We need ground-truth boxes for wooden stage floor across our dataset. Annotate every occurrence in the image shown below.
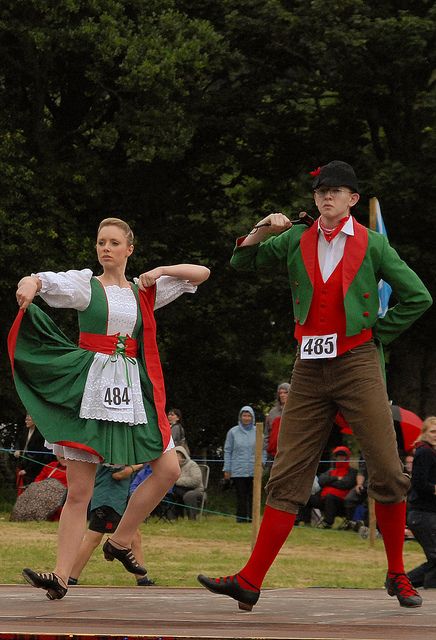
[0,584,435,640]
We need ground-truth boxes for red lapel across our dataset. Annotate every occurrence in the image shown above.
[138,286,171,450]
[300,221,319,287]
[342,218,368,297]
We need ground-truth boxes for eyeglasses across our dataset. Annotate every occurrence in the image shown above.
[314,187,352,198]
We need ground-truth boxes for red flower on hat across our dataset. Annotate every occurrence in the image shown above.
[309,166,321,177]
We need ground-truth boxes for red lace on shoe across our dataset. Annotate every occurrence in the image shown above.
[389,572,419,598]
[213,574,258,593]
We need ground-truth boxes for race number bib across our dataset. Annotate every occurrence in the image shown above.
[102,385,131,409]
[301,333,337,359]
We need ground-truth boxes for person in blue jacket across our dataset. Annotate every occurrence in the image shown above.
[223,406,263,523]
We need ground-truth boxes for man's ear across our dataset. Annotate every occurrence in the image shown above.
[350,193,360,207]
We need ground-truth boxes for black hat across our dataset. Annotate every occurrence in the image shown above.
[311,161,359,193]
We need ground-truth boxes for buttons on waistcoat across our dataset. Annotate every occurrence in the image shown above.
[363,292,370,298]
[363,311,369,317]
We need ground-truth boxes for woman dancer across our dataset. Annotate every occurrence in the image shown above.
[10,217,209,600]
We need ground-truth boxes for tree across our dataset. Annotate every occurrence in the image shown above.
[1,0,435,452]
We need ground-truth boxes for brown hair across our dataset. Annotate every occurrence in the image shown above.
[97,218,134,245]
[418,416,436,443]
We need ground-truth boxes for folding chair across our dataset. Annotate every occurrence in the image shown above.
[153,489,176,523]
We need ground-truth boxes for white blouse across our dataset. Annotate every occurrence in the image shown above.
[34,269,196,426]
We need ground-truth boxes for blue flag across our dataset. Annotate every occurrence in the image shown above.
[374,199,392,317]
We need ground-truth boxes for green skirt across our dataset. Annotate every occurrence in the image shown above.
[11,305,164,465]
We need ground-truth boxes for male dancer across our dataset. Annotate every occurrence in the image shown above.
[198,161,432,609]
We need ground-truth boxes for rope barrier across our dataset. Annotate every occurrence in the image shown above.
[0,446,372,524]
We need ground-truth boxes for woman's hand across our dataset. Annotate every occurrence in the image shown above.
[16,276,41,310]
[138,268,164,290]
[138,265,210,289]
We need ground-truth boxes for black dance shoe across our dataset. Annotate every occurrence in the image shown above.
[22,568,68,600]
[197,573,260,611]
[385,572,422,608]
[103,538,147,576]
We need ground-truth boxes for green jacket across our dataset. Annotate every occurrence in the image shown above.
[230,217,432,346]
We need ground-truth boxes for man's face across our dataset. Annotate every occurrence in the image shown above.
[314,186,359,223]
[334,453,348,463]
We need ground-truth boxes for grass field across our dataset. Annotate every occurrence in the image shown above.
[0,513,426,590]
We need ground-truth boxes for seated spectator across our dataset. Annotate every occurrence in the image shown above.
[343,454,368,530]
[131,464,176,520]
[33,455,68,521]
[312,446,357,529]
[34,455,68,486]
[296,476,322,526]
[407,417,436,588]
[14,414,53,493]
[172,446,204,520]
[69,463,155,587]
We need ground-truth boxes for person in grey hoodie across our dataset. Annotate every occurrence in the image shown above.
[173,446,204,520]
[224,406,261,523]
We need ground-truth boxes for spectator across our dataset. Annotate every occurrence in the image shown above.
[172,446,204,520]
[264,383,290,460]
[14,414,53,493]
[167,408,189,453]
[33,455,68,521]
[407,417,436,589]
[404,454,414,475]
[130,464,175,520]
[314,446,357,529]
[224,406,263,523]
[343,455,368,529]
[69,463,154,587]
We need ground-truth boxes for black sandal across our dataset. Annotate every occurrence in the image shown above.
[103,538,147,576]
[22,568,68,600]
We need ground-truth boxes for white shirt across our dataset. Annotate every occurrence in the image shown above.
[317,216,354,282]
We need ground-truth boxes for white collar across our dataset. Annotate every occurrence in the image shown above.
[317,215,354,237]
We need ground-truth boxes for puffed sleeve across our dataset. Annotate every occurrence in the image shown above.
[134,275,197,310]
[33,269,93,311]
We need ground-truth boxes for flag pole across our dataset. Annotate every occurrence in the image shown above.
[368,196,378,548]
[251,422,264,548]
[369,196,377,232]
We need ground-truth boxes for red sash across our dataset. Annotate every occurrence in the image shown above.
[79,332,138,357]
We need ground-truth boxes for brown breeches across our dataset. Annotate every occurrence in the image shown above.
[266,341,410,513]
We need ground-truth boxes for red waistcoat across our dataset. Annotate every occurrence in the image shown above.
[294,251,372,356]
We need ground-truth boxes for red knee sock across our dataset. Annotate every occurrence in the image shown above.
[375,501,406,575]
[236,505,296,591]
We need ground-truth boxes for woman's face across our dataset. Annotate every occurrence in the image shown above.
[25,415,35,429]
[96,225,133,270]
[278,388,289,405]
[167,411,178,424]
[240,411,253,425]
[423,425,436,448]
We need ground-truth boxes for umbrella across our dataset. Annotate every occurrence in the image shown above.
[334,405,422,454]
[391,405,422,454]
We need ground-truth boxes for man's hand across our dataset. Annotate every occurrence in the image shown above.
[258,212,293,234]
